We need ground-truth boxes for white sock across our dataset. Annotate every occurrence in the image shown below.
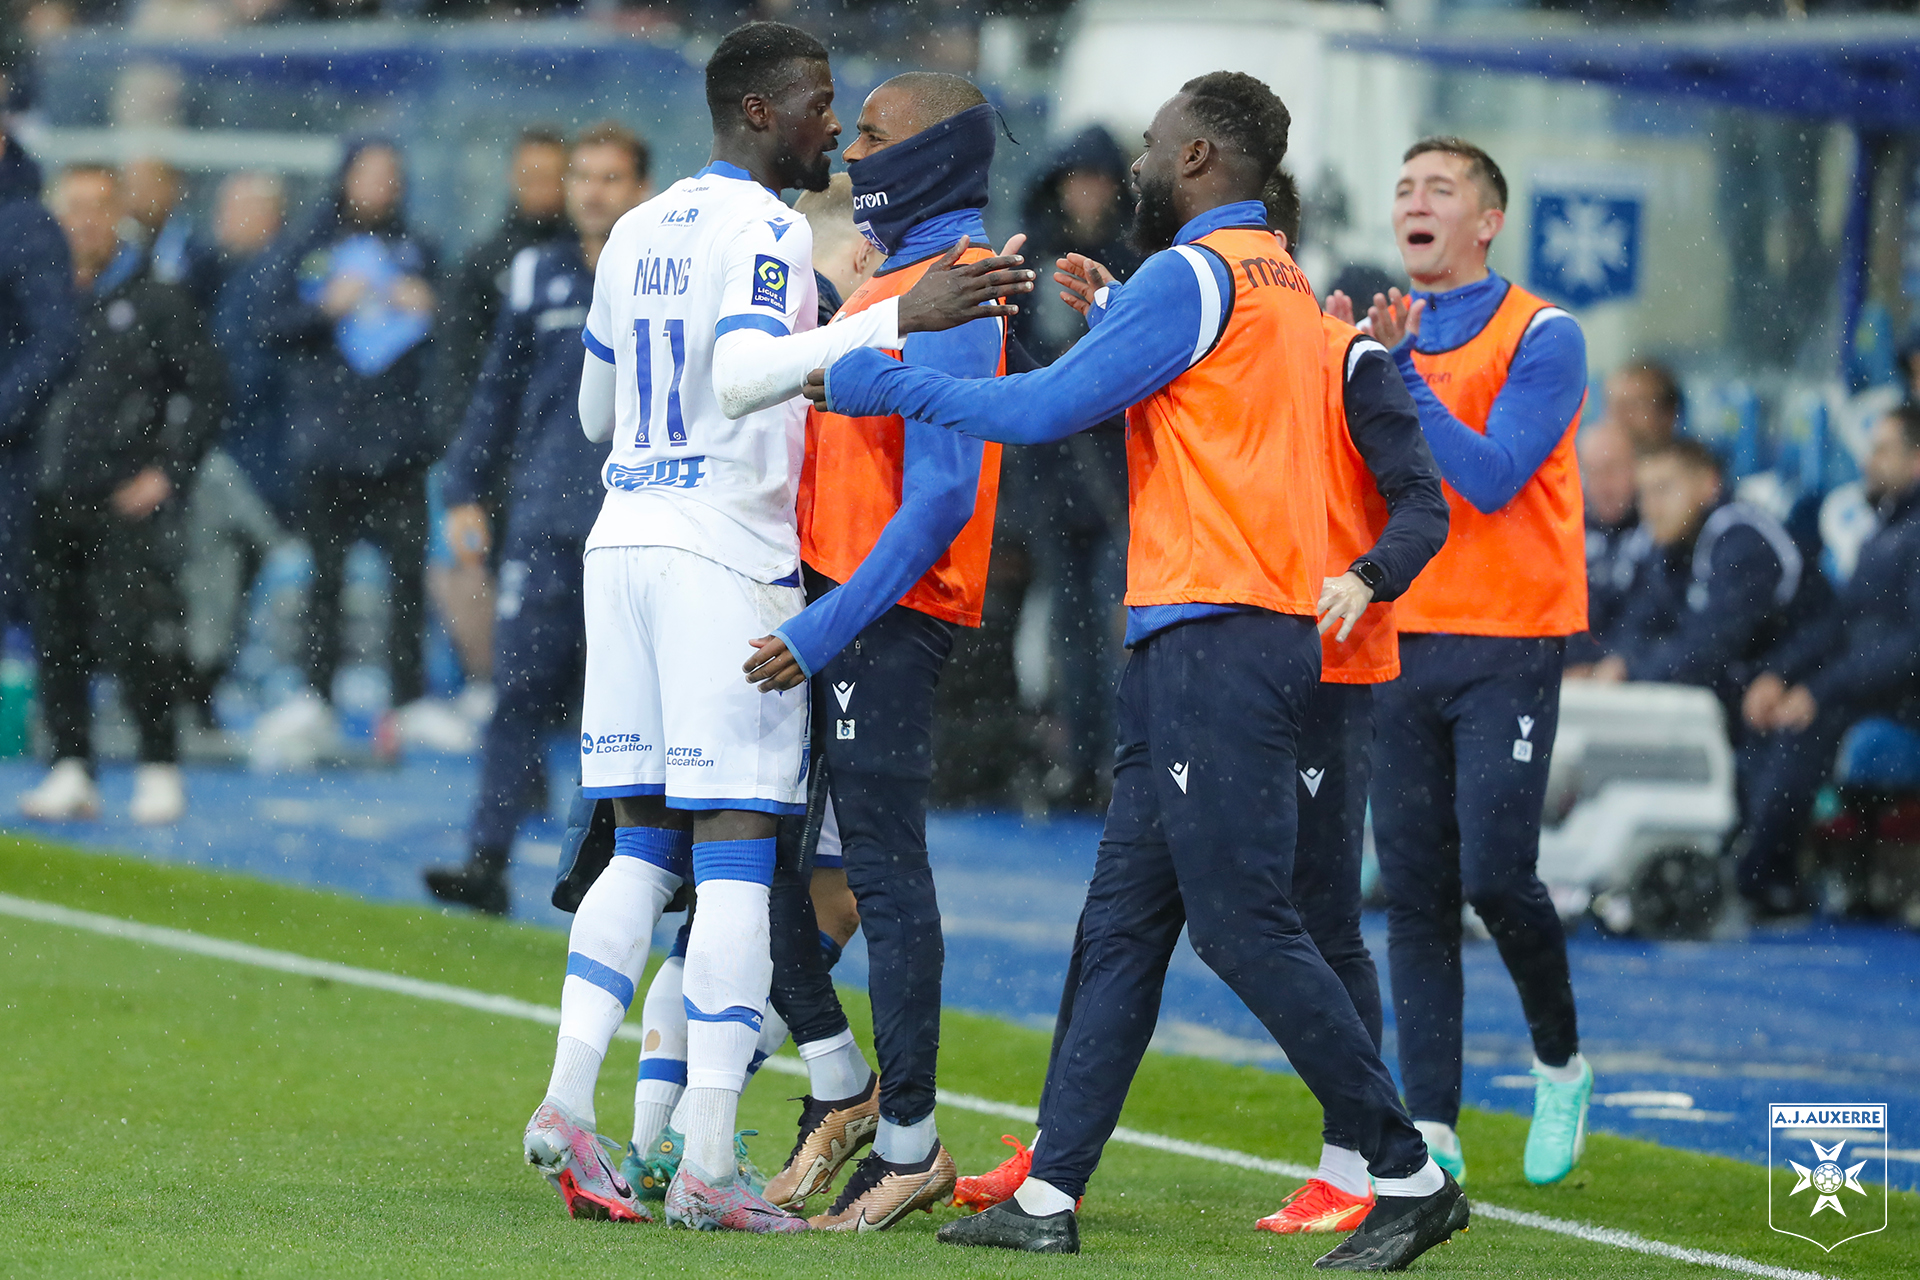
[1534,1052,1586,1084]
[797,1028,873,1102]
[1317,1143,1372,1198]
[681,877,772,1093]
[874,1112,937,1165]
[1373,1155,1445,1198]
[1013,1176,1075,1217]
[632,953,687,1148]
[673,1086,739,1183]
[1415,1120,1461,1161]
[748,1003,788,1082]
[546,1036,604,1126]
[677,875,772,1182]
[556,855,681,1060]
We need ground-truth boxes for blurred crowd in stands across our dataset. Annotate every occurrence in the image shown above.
[8,0,1009,78]
[1573,359,1920,924]
[0,61,1136,824]
[5,31,1920,927]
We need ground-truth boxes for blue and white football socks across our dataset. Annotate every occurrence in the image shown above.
[677,838,777,1183]
[551,828,688,1124]
[632,927,689,1150]
[749,1002,789,1082]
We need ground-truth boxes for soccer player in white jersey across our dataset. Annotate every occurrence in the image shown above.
[518,20,1033,1234]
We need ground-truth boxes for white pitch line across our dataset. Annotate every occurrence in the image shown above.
[0,891,1841,1280]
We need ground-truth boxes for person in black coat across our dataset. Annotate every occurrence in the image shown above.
[256,137,440,742]
[16,164,224,826]
[0,128,79,639]
[1006,125,1143,811]
[1740,405,1920,916]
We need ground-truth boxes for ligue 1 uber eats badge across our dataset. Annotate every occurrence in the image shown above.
[1768,1104,1889,1251]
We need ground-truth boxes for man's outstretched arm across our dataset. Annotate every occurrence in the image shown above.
[806,244,1232,444]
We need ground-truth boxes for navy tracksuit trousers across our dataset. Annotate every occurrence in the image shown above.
[1030,612,1427,1199]
[469,535,585,855]
[1042,676,1387,1152]
[1294,680,1385,1146]
[1372,632,1579,1127]
[767,588,953,1127]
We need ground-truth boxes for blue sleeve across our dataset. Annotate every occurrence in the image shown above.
[774,315,1001,676]
[1341,347,1449,601]
[440,298,531,507]
[1622,527,1781,685]
[821,247,1227,444]
[0,207,78,443]
[1393,313,1587,514]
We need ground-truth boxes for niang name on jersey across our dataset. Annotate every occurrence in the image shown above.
[633,255,694,297]
[606,456,707,492]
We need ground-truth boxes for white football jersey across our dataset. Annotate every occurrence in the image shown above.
[582,163,817,582]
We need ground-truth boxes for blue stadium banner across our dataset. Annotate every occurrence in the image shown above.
[1529,187,1641,308]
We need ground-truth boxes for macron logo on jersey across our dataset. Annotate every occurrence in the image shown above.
[767,219,791,241]
[1169,762,1190,794]
[751,255,789,310]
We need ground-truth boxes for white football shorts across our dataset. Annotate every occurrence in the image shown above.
[580,544,809,815]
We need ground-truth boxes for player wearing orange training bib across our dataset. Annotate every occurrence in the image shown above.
[1337,136,1593,1191]
[810,74,1471,1271]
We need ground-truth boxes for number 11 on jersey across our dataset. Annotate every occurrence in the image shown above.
[631,318,688,448]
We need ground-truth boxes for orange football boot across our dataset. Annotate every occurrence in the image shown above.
[1255,1178,1375,1234]
[950,1134,1033,1212]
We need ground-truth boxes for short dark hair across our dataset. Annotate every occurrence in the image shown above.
[1403,135,1507,212]
[1644,436,1722,478]
[516,124,568,153]
[877,71,986,132]
[1179,71,1290,187]
[1264,167,1301,246]
[1614,359,1682,412]
[572,120,651,183]
[705,21,831,129]
[1886,403,1920,451]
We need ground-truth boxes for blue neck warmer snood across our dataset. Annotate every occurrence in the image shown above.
[848,102,996,257]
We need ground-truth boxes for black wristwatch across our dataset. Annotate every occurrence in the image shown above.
[1349,558,1386,593]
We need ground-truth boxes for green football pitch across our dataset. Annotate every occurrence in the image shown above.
[1,833,1911,1278]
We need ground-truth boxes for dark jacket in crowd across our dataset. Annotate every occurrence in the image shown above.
[0,134,78,626]
[435,205,567,439]
[207,248,296,513]
[0,136,78,463]
[258,138,440,482]
[1569,510,1644,665]
[1011,126,1143,544]
[1767,482,1920,722]
[36,243,225,502]
[1013,125,1143,368]
[1611,499,1833,711]
[440,239,600,551]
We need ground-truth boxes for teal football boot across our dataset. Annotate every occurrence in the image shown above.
[1523,1058,1593,1185]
